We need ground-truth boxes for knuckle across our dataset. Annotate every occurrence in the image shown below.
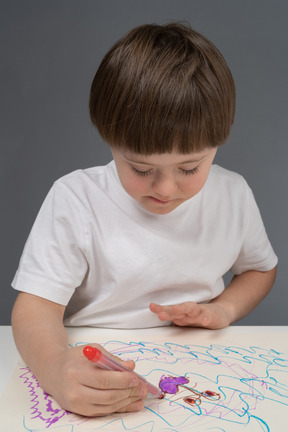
[202,314,211,326]
[97,373,112,389]
[64,386,80,406]
[63,363,77,382]
[104,390,119,404]
[117,398,144,413]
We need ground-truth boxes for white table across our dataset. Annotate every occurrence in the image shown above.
[1,325,288,396]
[0,326,18,394]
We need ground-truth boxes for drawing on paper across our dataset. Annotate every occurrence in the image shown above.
[1,335,288,431]
[159,375,220,407]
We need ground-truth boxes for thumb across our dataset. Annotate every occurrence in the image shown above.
[122,359,136,371]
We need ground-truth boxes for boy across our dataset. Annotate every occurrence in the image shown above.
[11,23,277,417]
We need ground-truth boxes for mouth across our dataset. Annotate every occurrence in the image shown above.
[149,196,173,204]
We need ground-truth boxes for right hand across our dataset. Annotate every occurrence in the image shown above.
[43,343,148,417]
[12,294,147,416]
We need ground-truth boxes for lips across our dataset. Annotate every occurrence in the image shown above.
[149,196,172,204]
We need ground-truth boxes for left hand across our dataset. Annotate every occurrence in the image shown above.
[149,301,231,329]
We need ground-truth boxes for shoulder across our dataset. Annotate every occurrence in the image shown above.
[55,163,112,188]
[208,164,251,195]
[203,165,254,216]
[209,164,248,185]
[52,162,113,199]
[39,162,115,216]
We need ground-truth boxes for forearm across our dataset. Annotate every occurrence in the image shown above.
[11,292,67,390]
[210,266,277,324]
[150,266,277,329]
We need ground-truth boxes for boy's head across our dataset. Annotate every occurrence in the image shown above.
[89,23,235,155]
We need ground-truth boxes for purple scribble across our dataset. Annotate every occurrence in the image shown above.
[19,367,72,428]
[159,375,189,394]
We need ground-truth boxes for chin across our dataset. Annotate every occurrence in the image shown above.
[145,204,180,215]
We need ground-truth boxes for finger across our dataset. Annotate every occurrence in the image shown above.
[122,359,136,370]
[66,377,148,417]
[150,303,174,321]
[171,302,198,315]
[169,302,202,319]
[85,381,148,405]
[82,368,142,391]
[171,304,209,327]
[150,302,195,318]
[157,305,186,321]
[150,302,199,326]
[74,394,145,417]
[81,384,148,416]
[101,347,136,371]
[149,302,165,313]
[92,397,145,416]
[58,372,147,417]
[117,399,145,413]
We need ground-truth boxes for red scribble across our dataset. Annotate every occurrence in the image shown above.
[204,390,217,397]
[184,396,196,406]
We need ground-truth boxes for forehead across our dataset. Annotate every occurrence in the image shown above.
[113,148,216,166]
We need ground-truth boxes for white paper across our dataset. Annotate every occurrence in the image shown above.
[1,327,287,431]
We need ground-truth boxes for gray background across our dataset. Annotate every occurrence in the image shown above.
[1,0,287,325]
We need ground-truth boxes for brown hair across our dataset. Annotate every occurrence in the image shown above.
[89,23,235,154]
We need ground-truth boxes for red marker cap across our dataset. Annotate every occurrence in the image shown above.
[83,346,102,362]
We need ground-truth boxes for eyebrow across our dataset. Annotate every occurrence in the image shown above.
[121,154,208,166]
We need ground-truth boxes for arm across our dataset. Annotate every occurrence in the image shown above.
[150,266,277,329]
[11,292,147,416]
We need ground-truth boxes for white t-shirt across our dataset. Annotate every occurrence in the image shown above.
[12,162,277,328]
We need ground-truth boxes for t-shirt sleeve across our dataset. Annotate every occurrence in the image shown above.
[230,185,278,275]
[11,182,88,305]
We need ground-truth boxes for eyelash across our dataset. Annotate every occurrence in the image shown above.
[130,166,199,176]
[131,167,152,176]
[181,167,199,176]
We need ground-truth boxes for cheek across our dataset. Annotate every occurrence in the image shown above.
[182,174,207,195]
[121,175,148,198]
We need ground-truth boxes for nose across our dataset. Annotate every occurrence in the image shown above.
[152,172,177,197]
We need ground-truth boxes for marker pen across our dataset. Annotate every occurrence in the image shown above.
[83,345,164,399]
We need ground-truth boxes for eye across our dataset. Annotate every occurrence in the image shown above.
[180,166,199,175]
[131,166,152,177]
